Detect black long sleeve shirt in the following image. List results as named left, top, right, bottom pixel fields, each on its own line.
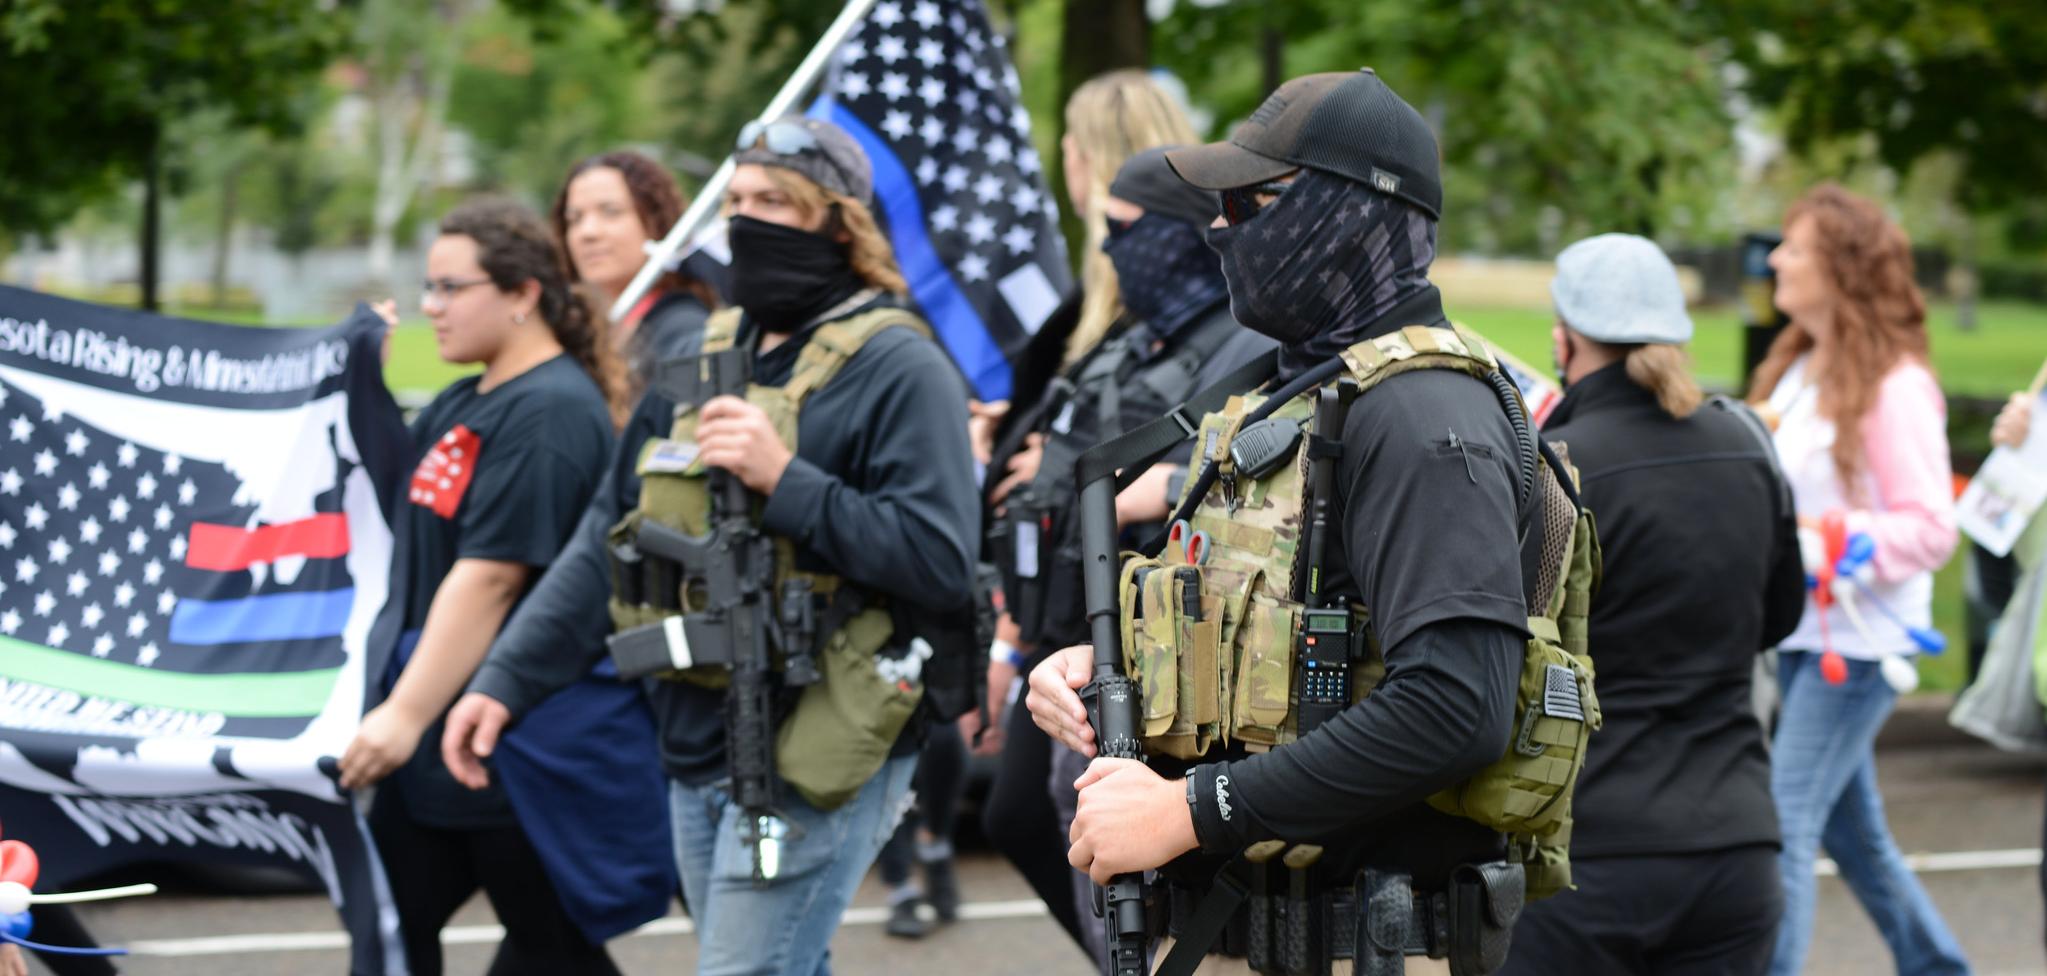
left=467, top=299, right=981, bottom=784
left=1537, top=363, right=1803, bottom=858
left=1181, top=289, right=1528, bottom=886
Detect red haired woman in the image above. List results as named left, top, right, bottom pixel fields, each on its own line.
left=1751, top=185, right=1969, bottom=976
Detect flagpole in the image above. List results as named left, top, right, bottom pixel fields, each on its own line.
left=609, top=0, right=884, bottom=325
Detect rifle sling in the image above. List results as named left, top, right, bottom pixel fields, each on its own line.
left=1071, top=350, right=1283, bottom=493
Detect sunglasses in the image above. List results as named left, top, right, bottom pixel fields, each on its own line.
left=737, top=120, right=822, bottom=157
left=736, top=119, right=857, bottom=197
left=1219, top=180, right=1295, bottom=226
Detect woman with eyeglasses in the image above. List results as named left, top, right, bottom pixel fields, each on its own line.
left=443, top=116, right=980, bottom=976
left=336, top=197, right=631, bottom=975
left=551, top=150, right=724, bottom=391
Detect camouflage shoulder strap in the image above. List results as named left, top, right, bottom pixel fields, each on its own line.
left=701, top=307, right=744, bottom=354
left=1338, top=322, right=1500, bottom=393
left=782, top=307, right=933, bottom=409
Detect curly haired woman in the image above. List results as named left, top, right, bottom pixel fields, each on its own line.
left=1751, top=185, right=1969, bottom=976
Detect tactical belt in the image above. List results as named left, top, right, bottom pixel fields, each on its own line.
left=1160, top=858, right=1521, bottom=976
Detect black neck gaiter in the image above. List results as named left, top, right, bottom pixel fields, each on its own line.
left=1103, top=213, right=1231, bottom=339
left=1203, top=168, right=1438, bottom=377
left=727, top=215, right=864, bottom=333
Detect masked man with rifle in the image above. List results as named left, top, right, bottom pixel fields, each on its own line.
left=442, top=116, right=981, bottom=976
left=1030, top=70, right=1602, bottom=976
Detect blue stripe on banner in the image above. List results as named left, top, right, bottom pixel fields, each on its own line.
left=168, top=588, right=356, bottom=645
left=813, top=98, right=1013, bottom=402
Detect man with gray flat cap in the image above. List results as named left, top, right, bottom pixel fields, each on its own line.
left=1029, top=69, right=1601, bottom=976
left=1501, top=233, right=1806, bottom=976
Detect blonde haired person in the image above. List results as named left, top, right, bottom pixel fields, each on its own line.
left=1061, top=68, right=1202, bottom=367
left=445, top=116, right=980, bottom=976
left=972, top=69, right=1200, bottom=462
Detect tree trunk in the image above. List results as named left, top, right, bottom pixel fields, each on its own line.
left=210, top=163, right=241, bottom=309
left=1260, top=4, right=1284, bottom=97
left=140, top=138, right=162, bottom=312
left=1058, top=0, right=1147, bottom=102
left=1052, top=0, right=1148, bottom=261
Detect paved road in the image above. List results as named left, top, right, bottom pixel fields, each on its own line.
left=23, top=742, right=2047, bottom=975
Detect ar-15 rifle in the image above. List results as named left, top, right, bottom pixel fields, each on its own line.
left=606, top=346, right=820, bottom=885
left=1077, top=473, right=1151, bottom=976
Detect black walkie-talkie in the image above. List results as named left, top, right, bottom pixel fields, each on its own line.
left=1297, top=382, right=1354, bottom=734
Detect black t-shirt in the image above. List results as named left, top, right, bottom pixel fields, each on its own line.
left=1183, top=289, right=1529, bottom=887
left=386, top=354, right=615, bottom=828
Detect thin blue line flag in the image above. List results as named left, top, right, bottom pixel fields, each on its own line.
left=812, top=0, right=1072, bottom=403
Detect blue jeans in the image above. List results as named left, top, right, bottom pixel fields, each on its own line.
left=1769, top=652, right=1970, bottom=976
left=671, top=754, right=918, bottom=976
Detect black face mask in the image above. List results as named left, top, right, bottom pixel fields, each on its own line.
left=1204, top=168, right=1437, bottom=374
left=1102, top=213, right=1230, bottom=339
left=727, top=215, right=862, bottom=333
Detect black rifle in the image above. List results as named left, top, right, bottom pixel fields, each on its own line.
left=1077, top=473, right=1150, bottom=976
left=606, top=346, right=819, bottom=884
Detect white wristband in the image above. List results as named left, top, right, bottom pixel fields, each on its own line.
left=991, top=637, right=1025, bottom=669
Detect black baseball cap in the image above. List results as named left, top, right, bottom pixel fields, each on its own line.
left=1164, top=68, right=1442, bottom=219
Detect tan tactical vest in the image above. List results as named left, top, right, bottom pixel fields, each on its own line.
left=607, top=306, right=933, bottom=809
left=1118, top=322, right=1602, bottom=899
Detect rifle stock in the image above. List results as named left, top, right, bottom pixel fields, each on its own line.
left=1078, top=474, right=1151, bottom=976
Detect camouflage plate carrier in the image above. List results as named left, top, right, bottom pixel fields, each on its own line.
left=606, top=306, right=932, bottom=810
left=1119, top=322, right=1602, bottom=900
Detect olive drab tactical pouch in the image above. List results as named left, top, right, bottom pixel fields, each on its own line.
left=1104, top=322, right=1602, bottom=906
left=604, top=306, right=949, bottom=811
left=1427, top=439, right=1601, bottom=901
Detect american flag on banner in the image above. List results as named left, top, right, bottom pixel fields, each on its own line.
left=0, top=286, right=412, bottom=974
left=813, top=0, right=1071, bottom=402
left=0, top=377, right=356, bottom=736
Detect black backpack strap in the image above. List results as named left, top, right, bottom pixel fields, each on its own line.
left=1074, top=349, right=1282, bottom=491
left=1710, top=394, right=1793, bottom=517
left=1133, top=307, right=1245, bottom=418
left=1075, top=336, right=1136, bottom=441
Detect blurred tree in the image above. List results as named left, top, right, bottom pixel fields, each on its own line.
left=0, top=0, right=348, bottom=308
left=359, top=0, right=491, bottom=292
left=449, top=4, right=662, bottom=206
left=1718, top=0, right=2047, bottom=222
left=1150, top=0, right=1735, bottom=253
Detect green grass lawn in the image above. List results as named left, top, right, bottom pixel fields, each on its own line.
left=165, top=297, right=2034, bottom=692
left=1455, top=300, right=2047, bottom=399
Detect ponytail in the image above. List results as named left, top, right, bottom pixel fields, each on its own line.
left=440, top=197, right=631, bottom=427
left=1623, top=343, right=1702, bottom=419
left=543, top=282, right=631, bottom=429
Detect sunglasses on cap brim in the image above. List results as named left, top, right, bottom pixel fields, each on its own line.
left=737, top=120, right=821, bottom=157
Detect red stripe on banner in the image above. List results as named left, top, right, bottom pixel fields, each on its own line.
left=185, top=513, right=351, bottom=571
